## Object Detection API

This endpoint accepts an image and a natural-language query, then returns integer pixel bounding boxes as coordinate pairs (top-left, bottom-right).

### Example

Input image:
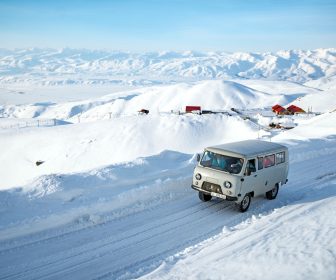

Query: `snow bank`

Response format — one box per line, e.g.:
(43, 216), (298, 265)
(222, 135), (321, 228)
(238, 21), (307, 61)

(0, 114), (259, 190)
(141, 186), (336, 280)
(274, 111), (336, 141)
(0, 150), (193, 240)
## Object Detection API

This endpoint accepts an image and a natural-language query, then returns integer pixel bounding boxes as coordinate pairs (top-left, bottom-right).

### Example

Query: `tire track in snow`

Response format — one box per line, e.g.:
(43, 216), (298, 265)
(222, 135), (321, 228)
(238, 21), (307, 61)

(0, 195), (233, 280)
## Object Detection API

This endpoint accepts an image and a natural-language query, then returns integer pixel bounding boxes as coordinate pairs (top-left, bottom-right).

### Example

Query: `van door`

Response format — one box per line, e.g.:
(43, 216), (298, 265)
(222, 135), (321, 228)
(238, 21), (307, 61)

(261, 154), (276, 192)
(240, 159), (263, 196)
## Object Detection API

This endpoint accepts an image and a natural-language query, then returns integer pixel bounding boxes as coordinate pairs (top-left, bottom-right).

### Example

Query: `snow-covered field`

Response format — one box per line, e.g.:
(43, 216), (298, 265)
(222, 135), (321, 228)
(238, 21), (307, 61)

(0, 48), (336, 280)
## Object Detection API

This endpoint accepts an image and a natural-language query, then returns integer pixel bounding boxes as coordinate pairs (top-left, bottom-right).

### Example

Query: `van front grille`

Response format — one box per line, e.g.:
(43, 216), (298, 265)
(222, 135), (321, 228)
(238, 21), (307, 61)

(202, 182), (223, 194)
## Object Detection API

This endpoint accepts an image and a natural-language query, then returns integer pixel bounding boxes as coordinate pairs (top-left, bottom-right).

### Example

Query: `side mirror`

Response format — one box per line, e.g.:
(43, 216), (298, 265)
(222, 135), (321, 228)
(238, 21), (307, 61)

(196, 154), (200, 162)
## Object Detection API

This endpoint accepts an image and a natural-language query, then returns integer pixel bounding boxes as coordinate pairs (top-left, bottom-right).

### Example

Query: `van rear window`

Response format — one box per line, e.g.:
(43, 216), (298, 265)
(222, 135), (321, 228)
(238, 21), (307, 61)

(263, 154), (275, 168)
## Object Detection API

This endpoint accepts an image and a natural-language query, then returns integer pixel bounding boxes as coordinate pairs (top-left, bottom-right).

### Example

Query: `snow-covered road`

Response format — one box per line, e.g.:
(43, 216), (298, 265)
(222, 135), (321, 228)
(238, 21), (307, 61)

(1, 137), (336, 279)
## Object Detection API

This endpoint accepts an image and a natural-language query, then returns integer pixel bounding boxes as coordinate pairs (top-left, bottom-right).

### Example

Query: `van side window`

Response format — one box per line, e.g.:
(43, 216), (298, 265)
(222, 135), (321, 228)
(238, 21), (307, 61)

(245, 159), (256, 176)
(264, 154), (275, 168)
(258, 157), (263, 170)
(276, 152), (285, 164)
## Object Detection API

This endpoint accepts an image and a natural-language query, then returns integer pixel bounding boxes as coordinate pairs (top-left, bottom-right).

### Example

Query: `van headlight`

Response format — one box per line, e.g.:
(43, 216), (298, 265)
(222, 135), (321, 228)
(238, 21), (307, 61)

(224, 181), (232, 188)
(195, 173), (202, 180)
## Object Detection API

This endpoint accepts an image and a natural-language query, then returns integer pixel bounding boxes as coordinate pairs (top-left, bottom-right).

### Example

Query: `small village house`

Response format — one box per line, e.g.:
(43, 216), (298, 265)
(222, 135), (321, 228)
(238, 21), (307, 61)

(287, 105), (305, 114)
(186, 106), (201, 114)
(272, 104), (287, 115)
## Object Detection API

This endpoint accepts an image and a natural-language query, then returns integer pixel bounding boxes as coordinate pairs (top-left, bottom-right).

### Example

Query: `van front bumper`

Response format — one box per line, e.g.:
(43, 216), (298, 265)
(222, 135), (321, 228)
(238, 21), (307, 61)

(191, 185), (238, 201)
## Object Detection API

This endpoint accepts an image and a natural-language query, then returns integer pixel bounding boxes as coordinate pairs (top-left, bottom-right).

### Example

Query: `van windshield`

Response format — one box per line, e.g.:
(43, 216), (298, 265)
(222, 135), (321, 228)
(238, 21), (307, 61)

(200, 150), (244, 174)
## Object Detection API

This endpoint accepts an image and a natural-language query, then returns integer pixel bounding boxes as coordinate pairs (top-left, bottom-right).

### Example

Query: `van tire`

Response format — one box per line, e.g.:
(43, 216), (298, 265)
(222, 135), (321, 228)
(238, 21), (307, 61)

(239, 193), (251, 212)
(266, 184), (279, 200)
(199, 192), (212, 202)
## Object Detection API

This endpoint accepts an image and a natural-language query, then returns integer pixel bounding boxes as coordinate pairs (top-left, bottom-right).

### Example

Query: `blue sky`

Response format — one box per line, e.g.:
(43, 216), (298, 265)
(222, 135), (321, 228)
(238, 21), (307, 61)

(0, 0), (335, 51)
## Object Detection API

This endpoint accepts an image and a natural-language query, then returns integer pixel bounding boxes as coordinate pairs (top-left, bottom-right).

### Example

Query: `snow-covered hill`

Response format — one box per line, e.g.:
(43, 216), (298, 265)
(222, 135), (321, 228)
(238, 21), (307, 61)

(1, 48), (336, 85)
(0, 113), (261, 190)
(286, 89), (336, 113)
(0, 80), (309, 120)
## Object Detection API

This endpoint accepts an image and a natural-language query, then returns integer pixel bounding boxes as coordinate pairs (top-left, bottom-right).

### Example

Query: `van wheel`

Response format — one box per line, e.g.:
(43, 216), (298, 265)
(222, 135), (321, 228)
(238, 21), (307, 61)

(239, 193), (251, 212)
(266, 184), (279, 200)
(199, 192), (212, 202)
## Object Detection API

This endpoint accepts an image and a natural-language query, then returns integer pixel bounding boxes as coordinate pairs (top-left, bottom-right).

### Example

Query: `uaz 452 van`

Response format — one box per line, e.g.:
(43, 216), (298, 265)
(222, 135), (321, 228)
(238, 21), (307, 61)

(191, 140), (288, 212)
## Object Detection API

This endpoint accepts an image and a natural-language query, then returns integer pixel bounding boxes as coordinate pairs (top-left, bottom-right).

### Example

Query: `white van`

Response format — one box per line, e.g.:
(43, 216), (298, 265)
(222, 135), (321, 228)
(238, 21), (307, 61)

(191, 140), (289, 212)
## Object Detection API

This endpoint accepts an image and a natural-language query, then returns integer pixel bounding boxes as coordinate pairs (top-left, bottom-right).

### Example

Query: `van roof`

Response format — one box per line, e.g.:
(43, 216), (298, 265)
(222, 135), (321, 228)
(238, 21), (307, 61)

(206, 140), (287, 158)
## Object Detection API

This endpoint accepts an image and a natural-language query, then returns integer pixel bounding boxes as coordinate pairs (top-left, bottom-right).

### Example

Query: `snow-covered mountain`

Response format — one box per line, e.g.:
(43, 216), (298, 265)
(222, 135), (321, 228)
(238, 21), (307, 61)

(1, 48), (336, 85)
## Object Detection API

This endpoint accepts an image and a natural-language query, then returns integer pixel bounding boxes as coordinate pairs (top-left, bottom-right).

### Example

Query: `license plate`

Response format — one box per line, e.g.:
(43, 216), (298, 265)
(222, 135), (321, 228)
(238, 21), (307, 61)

(211, 192), (226, 199)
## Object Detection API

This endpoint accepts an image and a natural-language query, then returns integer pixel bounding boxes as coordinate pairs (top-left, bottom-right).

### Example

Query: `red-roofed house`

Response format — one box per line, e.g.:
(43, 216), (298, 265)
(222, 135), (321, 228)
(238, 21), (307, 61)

(287, 105), (305, 114)
(272, 104), (287, 115)
(186, 106), (201, 114)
